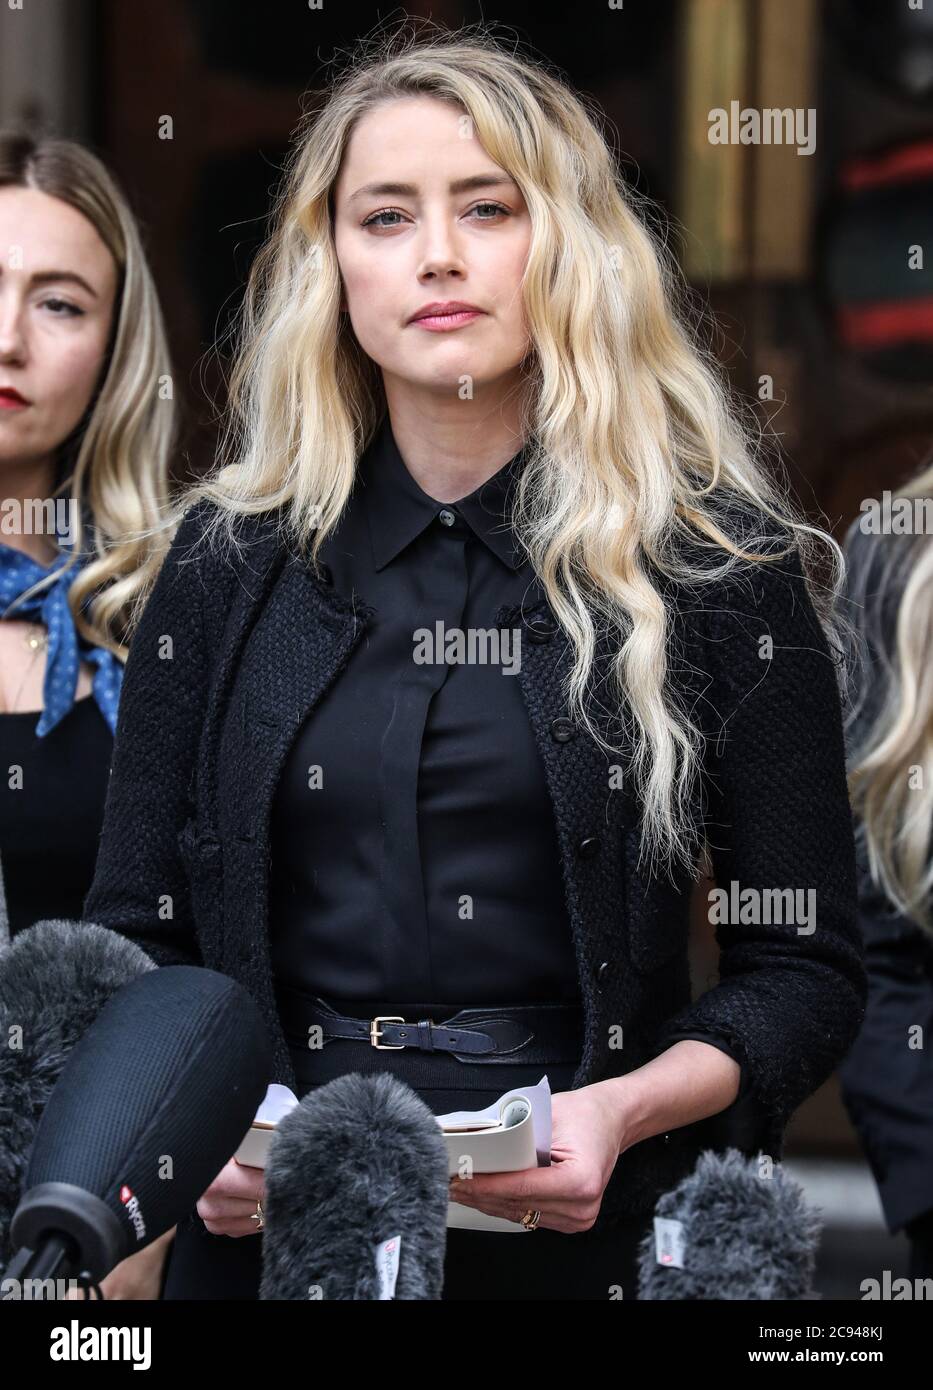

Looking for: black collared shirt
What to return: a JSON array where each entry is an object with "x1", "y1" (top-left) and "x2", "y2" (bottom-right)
[{"x1": 266, "y1": 415, "x2": 748, "y2": 1090}]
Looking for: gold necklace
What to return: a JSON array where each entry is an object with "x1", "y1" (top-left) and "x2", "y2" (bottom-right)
[{"x1": 1, "y1": 622, "x2": 49, "y2": 714}]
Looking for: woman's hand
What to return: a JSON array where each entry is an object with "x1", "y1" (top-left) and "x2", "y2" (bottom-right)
[
  {"x1": 447, "y1": 1083, "x2": 633, "y2": 1233},
  {"x1": 64, "y1": 1227, "x2": 176, "y2": 1300},
  {"x1": 196, "y1": 1157, "x2": 266, "y2": 1237}
]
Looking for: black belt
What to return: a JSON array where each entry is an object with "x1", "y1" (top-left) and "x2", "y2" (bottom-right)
[{"x1": 275, "y1": 986, "x2": 584, "y2": 1065}]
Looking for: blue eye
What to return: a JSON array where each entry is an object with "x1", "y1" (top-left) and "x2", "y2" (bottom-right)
[
  {"x1": 362, "y1": 209, "x2": 405, "y2": 228},
  {"x1": 361, "y1": 201, "x2": 511, "y2": 229}
]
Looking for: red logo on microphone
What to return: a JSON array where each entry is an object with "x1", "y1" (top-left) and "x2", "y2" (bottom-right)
[{"x1": 119, "y1": 1183, "x2": 147, "y2": 1240}]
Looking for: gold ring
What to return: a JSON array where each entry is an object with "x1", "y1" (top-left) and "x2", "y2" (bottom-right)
[
  {"x1": 520, "y1": 1209, "x2": 540, "y2": 1231},
  {"x1": 250, "y1": 1200, "x2": 264, "y2": 1231}
]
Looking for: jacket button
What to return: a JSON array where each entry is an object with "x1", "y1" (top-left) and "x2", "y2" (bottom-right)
[
  {"x1": 527, "y1": 615, "x2": 558, "y2": 644},
  {"x1": 577, "y1": 835, "x2": 600, "y2": 858},
  {"x1": 550, "y1": 716, "x2": 576, "y2": 742}
]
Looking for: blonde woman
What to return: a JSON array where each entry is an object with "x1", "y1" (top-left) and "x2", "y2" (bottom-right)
[
  {"x1": 82, "y1": 25, "x2": 866, "y2": 1300},
  {"x1": 838, "y1": 465, "x2": 933, "y2": 1282},
  {"x1": 0, "y1": 131, "x2": 179, "y2": 1296}
]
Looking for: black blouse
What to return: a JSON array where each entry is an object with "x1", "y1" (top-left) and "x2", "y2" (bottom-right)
[
  {"x1": 266, "y1": 416, "x2": 748, "y2": 1087},
  {"x1": 0, "y1": 697, "x2": 113, "y2": 939}
]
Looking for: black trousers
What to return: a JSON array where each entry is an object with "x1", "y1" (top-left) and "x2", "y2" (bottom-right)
[
  {"x1": 162, "y1": 1014, "x2": 654, "y2": 1300},
  {"x1": 161, "y1": 1208, "x2": 652, "y2": 1301}
]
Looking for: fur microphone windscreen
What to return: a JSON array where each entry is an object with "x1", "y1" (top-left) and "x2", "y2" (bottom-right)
[
  {"x1": 637, "y1": 1147, "x2": 823, "y2": 1300},
  {"x1": 260, "y1": 1071, "x2": 450, "y2": 1300},
  {"x1": 0, "y1": 919, "x2": 155, "y2": 1264}
]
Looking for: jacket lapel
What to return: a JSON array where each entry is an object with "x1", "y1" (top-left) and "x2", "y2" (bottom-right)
[
  {"x1": 220, "y1": 549, "x2": 375, "y2": 841},
  {"x1": 496, "y1": 596, "x2": 634, "y2": 829}
]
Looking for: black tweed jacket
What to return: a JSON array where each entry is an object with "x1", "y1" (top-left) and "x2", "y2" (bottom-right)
[{"x1": 83, "y1": 499, "x2": 867, "y2": 1223}]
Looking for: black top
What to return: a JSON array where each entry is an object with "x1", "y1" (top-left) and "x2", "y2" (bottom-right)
[
  {"x1": 0, "y1": 696, "x2": 113, "y2": 938},
  {"x1": 267, "y1": 416, "x2": 749, "y2": 1090}
]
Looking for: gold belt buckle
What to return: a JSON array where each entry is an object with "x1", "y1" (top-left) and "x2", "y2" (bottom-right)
[{"x1": 370, "y1": 1014, "x2": 406, "y2": 1049}]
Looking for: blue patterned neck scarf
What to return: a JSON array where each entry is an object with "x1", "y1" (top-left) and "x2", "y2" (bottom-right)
[{"x1": 0, "y1": 528, "x2": 123, "y2": 738}]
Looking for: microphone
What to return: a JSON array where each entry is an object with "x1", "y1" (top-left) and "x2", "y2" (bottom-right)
[
  {"x1": 260, "y1": 1072, "x2": 450, "y2": 1300},
  {"x1": 0, "y1": 919, "x2": 156, "y2": 1262},
  {"x1": 637, "y1": 1147, "x2": 823, "y2": 1299},
  {"x1": 4, "y1": 965, "x2": 272, "y2": 1292}
]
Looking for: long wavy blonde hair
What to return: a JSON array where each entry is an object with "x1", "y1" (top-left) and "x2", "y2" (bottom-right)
[
  {"x1": 147, "y1": 22, "x2": 848, "y2": 878},
  {"x1": 843, "y1": 463, "x2": 933, "y2": 935},
  {"x1": 0, "y1": 131, "x2": 178, "y2": 659}
]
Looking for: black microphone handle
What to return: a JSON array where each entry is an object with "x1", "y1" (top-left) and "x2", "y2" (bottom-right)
[
  {"x1": 6, "y1": 966, "x2": 272, "y2": 1288},
  {"x1": 7, "y1": 1183, "x2": 126, "y2": 1285}
]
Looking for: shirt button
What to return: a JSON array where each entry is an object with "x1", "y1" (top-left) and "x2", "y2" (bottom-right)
[
  {"x1": 577, "y1": 834, "x2": 600, "y2": 858},
  {"x1": 438, "y1": 508, "x2": 456, "y2": 527}
]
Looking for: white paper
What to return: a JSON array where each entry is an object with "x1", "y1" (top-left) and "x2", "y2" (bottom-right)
[
  {"x1": 438, "y1": 1075, "x2": 553, "y2": 1233},
  {"x1": 233, "y1": 1074, "x2": 555, "y2": 1235},
  {"x1": 255, "y1": 1082, "x2": 300, "y2": 1126},
  {"x1": 435, "y1": 1074, "x2": 553, "y2": 1164}
]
